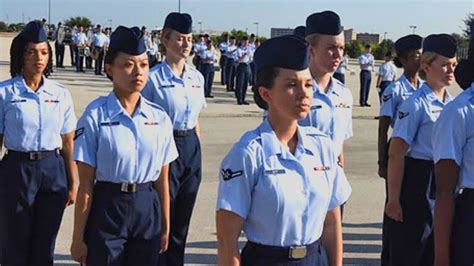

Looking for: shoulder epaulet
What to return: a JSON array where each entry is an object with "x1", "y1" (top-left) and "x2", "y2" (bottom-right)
[{"x1": 142, "y1": 97, "x2": 166, "y2": 112}]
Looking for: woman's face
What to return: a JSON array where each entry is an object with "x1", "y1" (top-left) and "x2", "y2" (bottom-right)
[
  {"x1": 423, "y1": 55, "x2": 457, "y2": 87},
  {"x1": 162, "y1": 30, "x2": 193, "y2": 59},
  {"x1": 106, "y1": 52, "x2": 149, "y2": 94},
  {"x1": 400, "y1": 49, "x2": 422, "y2": 73},
  {"x1": 23, "y1": 42, "x2": 49, "y2": 76},
  {"x1": 261, "y1": 68, "x2": 313, "y2": 120}
]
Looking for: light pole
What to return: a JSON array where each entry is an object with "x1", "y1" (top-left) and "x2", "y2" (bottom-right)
[
  {"x1": 384, "y1": 32, "x2": 387, "y2": 40},
  {"x1": 197, "y1": 22, "x2": 202, "y2": 34},
  {"x1": 108, "y1": 19, "x2": 112, "y2": 28},
  {"x1": 48, "y1": 0, "x2": 51, "y2": 24},
  {"x1": 409, "y1": 25, "x2": 417, "y2": 34},
  {"x1": 253, "y1": 22, "x2": 259, "y2": 37},
  {"x1": 178, "y1": 0, "x2": 181, "y2": 12},
  {"x1": 22, "y1": 13, "x2": 25, "y2": 24}
]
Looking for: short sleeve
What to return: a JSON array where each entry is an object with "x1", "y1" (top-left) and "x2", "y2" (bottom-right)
[
  {"x1": 73, "y1": 112, "x2": 98, "y2": 168},
  {"x1": 344, "y1": 92, "x2": 354, "y2": 140},
  {"x1": 379, "y1": 84, "x2": 397, "y2": 118},
  {"x1": 433, "y1": 107, "x2": 467, "y2": 166},
  {"x1": 0, "y1": 90, "x2": 6, "y2": 134},
  {"x1": 162, "y1": 116, "x2": 179, "y2": 165},
  {"x1": 61, "y1": 89, "x2": 77, "y2": 134},
  {"x1": 378, "y1": 65, "x2": 385, "y2": 76},
  {"x1": 391, "y1": 100, "x2": 422, "y2": 146},
  {"x1": 216, "y1": 144, "x2": 258, "y2": 219},
  {"x1": 329, "y1": 165, "x2": 352, "y2": 210}
]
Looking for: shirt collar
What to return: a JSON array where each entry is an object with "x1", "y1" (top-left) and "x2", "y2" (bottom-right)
[
  {"x1": 400, "y1": 74, "x2": 423, "y2": 91},
  {"x1": 15, "y1": 75, "x2": 53, "y2": 96},
  {"x1": 421, "y1": 83, "x2": 453, "y2": 104},
  {"x1": 161, "y1": 60, "x2": 191, "y2": 82},
  {"x1": 259, "y1": 119, "x2": 306, "y2": 160},
  {"x1": 106, "y1": 92, "x2": 150, "y2": 120},
  {"x1": 312, "y1": 78, "x2": 341, "y2": 97}
]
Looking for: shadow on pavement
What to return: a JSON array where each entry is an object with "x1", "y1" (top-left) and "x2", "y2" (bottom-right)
[{"x1": 343, "y1": 222, "x2": 382, "y2": 229}]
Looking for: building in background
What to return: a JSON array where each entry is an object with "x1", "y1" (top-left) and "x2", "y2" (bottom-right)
[
  {"x1": 344, "y1": 28, "x2": 357, "y2": 43},
  {"x1": 356, "y1": 33, "x2": 383, "y2": 44},
  {"x1": 270, "y1": 27, "x2": 293, "y2": 37}
]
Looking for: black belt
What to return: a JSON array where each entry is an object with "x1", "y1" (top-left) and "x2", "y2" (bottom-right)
[
  {"x1": 361, "y1": 69, "x2": 371, "y2": 72},
  {"x1": 95, "y1": 181, "x2": 152, "y2": 193},
  {"x1": 7, "y1": 149, "x2": 60, "y2": 161},
  {"x1": 246, "y1": 239, "x2": 321, "y2": 259},
  {"x1": 239, "y1": 62, "x2": 250, "y2": 66},
  {"x1": 173, "y1": 128, "x2": 195, "y2": 137}
]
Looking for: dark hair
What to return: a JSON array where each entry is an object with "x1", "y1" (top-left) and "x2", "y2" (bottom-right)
[
  {"x1": 365, "y1": 44, "x2": 371, "y2": 49},
  {"x1": 10, "y1": 36, "x2": 53, "y2": 78},
  {"x1": 104, "y1": 48, "x2": 120, "y2": 81},
  {"x1": 393, "y1": 48, "x2": 416, "y2": 68},
  {"x1": 385, "y1": 51, "x2": 392, "y2": 57},
  {"x1": 229, "y1": 36, "x2": 236, "y2": 40},
  {"x1": 252, "y1": 67, "x2": 280, "y2": 110}
]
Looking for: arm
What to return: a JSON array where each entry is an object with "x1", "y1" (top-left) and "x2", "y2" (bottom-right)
[
  {"x1": 70, "y1": 162, "x2": 96, "y2": 264},
  {"x1": 154, "y1": 164, "x2": 170, "y2": 253},
  {"x1": 216, "y1": 209, "x2": 244, "y2": 266},
  {"x1": 377, "y1": 116, "x2": 391, "y2": 178},
  {"x1": 195, "y1": 120, "x2": 201, "y2": 140},
  {"x1": 337, "y1": 149, "x2": 345, "y2": 168},
  {"x1": 61, "y1": 132, "x2": 78, "y2": 206},
  {"x1": 376, "y1": 74, "x2": 382, "y2": 88},
  {"x1": 322, "y1": 207, "x2": 343, "y2": 266},
  {"x1": 434, "y1": 160, "x2": 459, "y2": 266},
  {"x1": 385, "y1": 137, "x2": 409, "y2": 222}
]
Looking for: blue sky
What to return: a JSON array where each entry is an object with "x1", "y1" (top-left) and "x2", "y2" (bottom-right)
[{"x1": 1, "y1": 0, "x2": 472, "y2": 40}]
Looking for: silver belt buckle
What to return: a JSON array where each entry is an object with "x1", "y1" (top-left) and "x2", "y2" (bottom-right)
[
  {"x1": 29, "y1": 152, "x2": 41, "y2": 161},
  {"x1": 289, "y1": 246, "x2": 307, "y2": 259},
  {"x1": 121, "y1": 183, "x2": 137, "y2": 193}
]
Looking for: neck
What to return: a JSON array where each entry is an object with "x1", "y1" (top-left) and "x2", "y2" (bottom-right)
[
  {"x1": 403, "y1": 71, "x2": 420, "y2": 88},
  {"x1": 114, "y1": 89, "x2": 141, "y2": 116},
  {"x1": 426, "y1": 80, "x2": 446, "y2": 100},
  {"x1": 165, "y1": 57, "x2": 186, "y2": 77},
  {"x1": 267, "y1": 111, "x2": 299, "y2": 154},
  {"x1": 23, "y1": 73, "x2": 43, "y2": 91},
  {"x1": 310, "y1": 66, "x2": 332, "y2": 93}
]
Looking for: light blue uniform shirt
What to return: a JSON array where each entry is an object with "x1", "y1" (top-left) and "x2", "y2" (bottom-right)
[
  {"x1": 225, "y1": 44, "x2": 238, "y2": 61},
  {"x1": 358, "y1": 52, "x2": 375, "y2": 71},
  {"x1": 201, "y1": 49, "x2": 217, "y2": 64},
  {"x1": 379, "y1": 74, "x2": 424, "y2": 127},
  {"x1": 378, "y1": 61, "x2": 397, "y2": 82},
  {"x1": 392, "y1": 83, "x2": 453, "y2": 161},
  {"x1": 218, "y1": 42, "x2": 229, "y2": 56},
  {"x1": 141, "y1": 61, "x2": 206, "y2": 130},
  {"x1": 236, "y1": 46, "x2": 253, "y2": 64},
  {"x1": 299, "y1": 78, "x2": 353, "y2": 155},
  {"x1": 73, "y1": 32, "x2": 87, "y2": 46},
  {"x1": 433, "y1": 83, "x2": 474, "y2": 189},
  {"x1": 92, "y1": 32, "x2": 108, "y2": 47},
  {"x1": 335, "y1": 55, "x2": 349, "y2": 74},
  {"x1": 193, "y1": 42, "x2": 206, "y2": 54},
  {"x1": 73, "y1": 92, "x2": 178, "y2": 184},
  {"x1": 216, "y1": 120, "x2": 351, "y2": 246},
  {"x1": 0, "y1": 76, "x2": 77, "y2": 152}
]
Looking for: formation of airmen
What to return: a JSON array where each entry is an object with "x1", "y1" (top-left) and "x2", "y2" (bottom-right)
[{"x1": 0, "y1": 8, "x2": 472, "y2": 266}]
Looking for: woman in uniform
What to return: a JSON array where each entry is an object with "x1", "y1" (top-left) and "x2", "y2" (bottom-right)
[
  {"x1": 141, "y1": 12, "x2": 206, "y2": 266},
  {"x1": 0, "y1": 21, "x2": 77, "y2": 265},
  {"x1": 384, "y1": 34, "x2": 458, "y2": 265},
  {"x1": 432, "y1": 23, "x2": 474, "y2": 266},
  {"x1": 216, "y1": 34, "x2": 351, "y2": 266},
  {"x1": 70, "y1": 26, "x2": 178, "y2": 265}
]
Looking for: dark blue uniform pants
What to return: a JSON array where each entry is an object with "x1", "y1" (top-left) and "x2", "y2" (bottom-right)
[
  {"x1": 94, "y1": 46, "x2": 104, "y2": 75},
  {"x1": 378, "y1": 81, "x2": 392, "y2": 103},
  {"x1": 159, "y1": 130, "x2": 201, "y2": 266},
  {"x1": 0, "y1": 151, "x2": 68, "y2": 266},
  {"x1": 85, "y1": 182, "x2": 162, "y2": 266},
  {"x1": 451, "y1": 188, "x2": 474, "y2": 265},
  {"x1": 359, "y1": 70, "x2": 372, "y2": 106},
  {"x1": 235, "y1": 63, "x2": 251, "y2": 104},
  {"x1": 249, "y1": 62, "x2": 256, "y2": 86},
  {"x1": 381, "y1": 157, "x2": 435, "y2": 266},
  {"x1": 241, "y1": 240, "x2": 328, "y2": 266},
  {"x1": 333, "y1": 72, "x2": 345, "y2": 84},
  {"x1": 201, "y1": 63, "x2": 215, "y2": 97},
  {"x1": 225, "y1": 58, "x2": 237, "y2": 91},
  {"x1": 219, "y1": 56, "x2": 227, "y2": 85}
]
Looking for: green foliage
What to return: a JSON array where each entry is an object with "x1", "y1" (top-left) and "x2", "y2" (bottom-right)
[
  {"x1": 462, "y1": 13, "x2": 473, "y2": 38},
  {"x1": 372, "y1": 39, "x2": 395, "y2": 60},
  {"x1": 6, "y1": 23, "x2": 25, "y2": 32},
  {"x1": 0, "y1": 21, "x2": 7, "y2": 32},
  {"x1": 345, "y1": 40, "x2": 364, "y2": 58},
  {"x1": 229, "y1": 29, "x2": 248, "y2": 41},
  {"x1": 64, "y1": 16, "x2": 93, "y2": 28}
]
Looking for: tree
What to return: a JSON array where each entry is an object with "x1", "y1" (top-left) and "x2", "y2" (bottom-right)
[
  {"x1": 372, "y1": 39, "x2": 395, "y2": 60},
  {"x1": 462, "y1": 13, "x2": 473, "y2": 39},
  {"x1": 64, "y1": 16, "x2": 93, "y2": 28},
  {"x1": 0, "y1": 21, "x2": 7, "y2": 32},
  {"x1": 230, "y1": 29, "x2": 248, "y2": 41},
  {"x1": 345, "y1": 40, "x2": 363, "y2": 58}
]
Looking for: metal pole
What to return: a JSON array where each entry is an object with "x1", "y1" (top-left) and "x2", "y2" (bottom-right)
[
  {"x1": 253, "y1": 22, "x2": 259, "y2": 37},
  {"x1": 178, "y1": 0, "x2": 181, "y2": 12},
  {"x1": 48, "y1": 0, "x2": 51, "y2": 24}
]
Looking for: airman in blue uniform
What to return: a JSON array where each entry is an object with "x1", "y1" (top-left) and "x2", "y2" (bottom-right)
[
  {"x1": 216, "y1": 34, "x2": 351, "y2": 266},
  {"x1": 384, "y1": 34, "x2": 458, "y2": 266},
  {"x1": 141, "y1": 13, "x2": 206, "y2": 266},
  {"x1": 0, "y1": 21, "x2": 77, "y2": 266}
]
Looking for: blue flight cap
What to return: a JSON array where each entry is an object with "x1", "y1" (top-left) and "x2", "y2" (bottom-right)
[
  {"x1": 394, "y1": 34, "x2": 422, "y2": 55},
  {"x1": 163, "y1": 12, "x2": 193, "y2": 34},
  {"x1": 254, "y1": 35, "x2": 309, "y2": 73},
  {"x1": 293, "y1": 26, "x2": 306, "y2": 37},
  {"x1": 19, "y1": 21, "x2": 48, "y2": 43},
  {"x1": 423, "y1": 34, "x2": 457, "y2": 58},
  {"x1": 305, "y1": 10, "x2": 342, "y2": 36},
  {"x1": 108, "y1": 26, "x2": 146, "y2": 55}
]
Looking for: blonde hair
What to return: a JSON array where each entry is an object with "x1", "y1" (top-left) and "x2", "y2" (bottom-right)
[
  {"x1": 418, "y1": 52, "x2": 438, "y2": 80},
  {"x1": 305, "y1": 33, "x2": 321, "y2": 47},
  {"x1": 158, "y1": 27, "x2": 174, "y2": 54}
]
